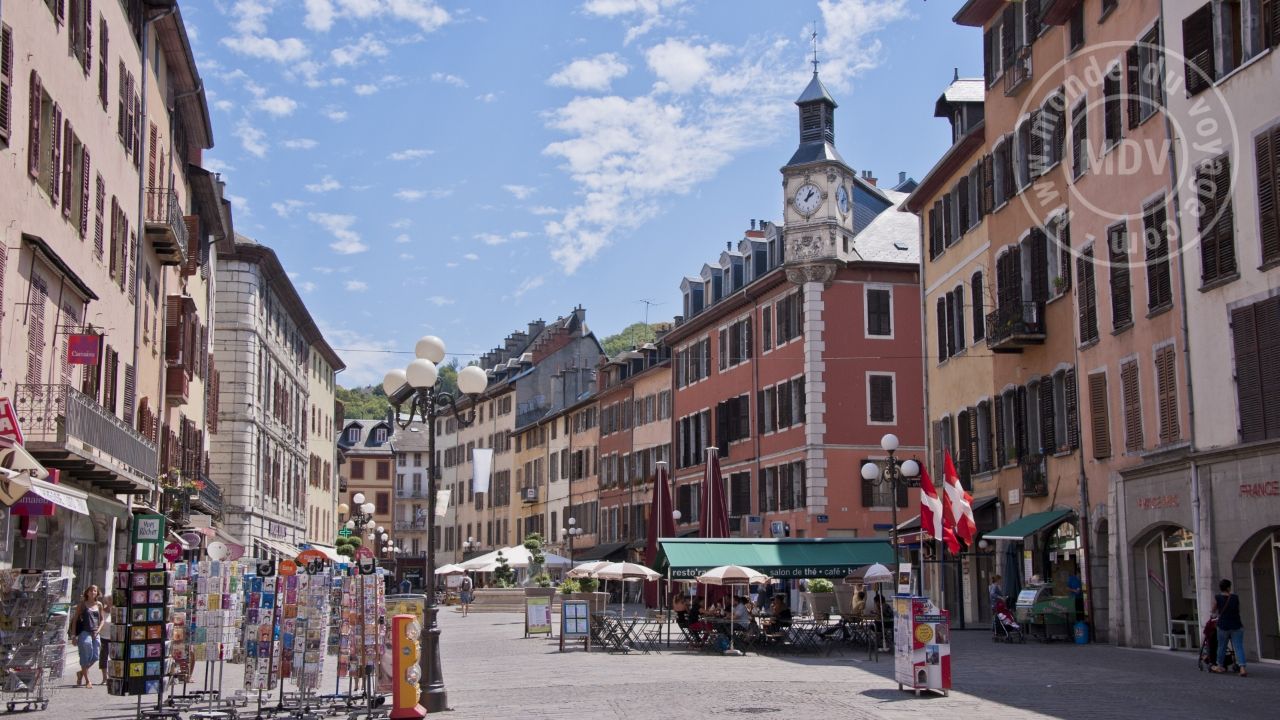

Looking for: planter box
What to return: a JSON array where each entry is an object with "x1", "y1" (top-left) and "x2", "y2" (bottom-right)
[
  {"x1": 524, "y1": 587, "x2": 556, "y2": 598},
  {"x1": 805, "y1": 592, "x2": 837, "y2": 619},
  {"x1": 834, "y1": 585, "x2": 856, "y2": 615}
]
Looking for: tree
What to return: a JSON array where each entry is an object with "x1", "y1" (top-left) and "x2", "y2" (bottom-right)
[
  {"x1": 601, "y1": 322, "x2": 664, "y2": 356},
  {"x1": 493, "y1": 551, "x2": 516, "y2": 588}
]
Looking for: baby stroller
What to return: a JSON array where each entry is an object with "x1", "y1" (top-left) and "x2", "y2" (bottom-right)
[
  {"x1": 1198, "y1": 617, "x2": 1238, "y2": 672},
  {"x1": 992, "y1": 599, "x2": 1025, "y2": 643}
]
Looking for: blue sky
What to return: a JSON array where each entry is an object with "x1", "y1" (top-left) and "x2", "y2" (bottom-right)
[{"x1": 191, "y1": 0, "x2": 979, "y2": 386}]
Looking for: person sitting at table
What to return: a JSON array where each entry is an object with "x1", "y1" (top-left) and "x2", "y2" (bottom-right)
[
  {"x1": 672, "y1": 592, "x2": 690, "y2": 619},
  {"x1": 730, "y1": 595, "x2": 753, "y2": 632},
  {"x1": 687, "y1": 597, "x2": 712, "y2": 634},
  {"x1": 762, "y1": 596, "x2": 792, "y2": 638}
]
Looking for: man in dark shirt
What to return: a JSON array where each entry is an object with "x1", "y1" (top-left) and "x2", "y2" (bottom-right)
[{"x1": 763, "y1": 596, "x2": 792, "y2": 634}]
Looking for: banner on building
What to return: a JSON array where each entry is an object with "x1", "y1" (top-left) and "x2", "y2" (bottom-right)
[
  {"x1": 435, "y1": 489, "x2": 450, "y2": 517},
  {"x1": 472, "y1": 448, "x2": 493, "y2": 494},
  {"x1": 67, "y1": 334, "x2": 101, "y2": 365}
]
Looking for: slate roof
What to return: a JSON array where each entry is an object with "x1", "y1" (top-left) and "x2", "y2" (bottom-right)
[
  {"x1": 338, "y1": 418, "x2": 394, "y2": 455},
  {"x1": 389, "y1": 421, "x2": 431, "y2": 453},
  {"x1": 848, "y1": 189, "x2": 921, "y2": 265},
  {"x1": 786, "y1": 141, "x2": 846, "y2": 167},
  {"x1": 795, "y1": 73, "x2": 838, "y2": 106},
  {"x1": 942, "y1": 78, "x2": 985, "y2": 104}
]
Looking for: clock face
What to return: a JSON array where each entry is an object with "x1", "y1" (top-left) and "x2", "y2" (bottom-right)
[
  {"x1": 793, "y1": 183, "x2": 823, "y2": 215},
  {"x1": 836, "y1": 184, "x2": 850, "y2": 215}
]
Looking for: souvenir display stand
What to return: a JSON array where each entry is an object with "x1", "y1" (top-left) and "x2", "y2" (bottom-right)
[
  {"x1": 0, "y1": 570, "x2": 69, "y2": 712},
  {"x1": 240, "y1": 565, "x2": 284, "y2": 719},
  {"x1": 274, "y1": 567, "x2": 331, "y2": 718},
  {"x1": 170, "y1": 560, "x2": 247, "y2": 716},
  {"x1": 332, "y1": 565, "x2": 387, "y2": 718},
  {"x1": 106, "y1": 562, "x2": 180, "y2": 720}
]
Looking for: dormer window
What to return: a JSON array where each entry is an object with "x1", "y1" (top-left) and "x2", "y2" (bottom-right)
[
  {"x1": 345, "y1": 427, "x2": 360, "y2": 444},
  {"x1": 372, "y1": 427, "x2": 388, "y2": 444}
]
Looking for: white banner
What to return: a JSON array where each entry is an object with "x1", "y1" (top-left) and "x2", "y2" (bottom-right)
[
  {"x1": 472, "y1": 448, "x2": 494, "y2": 494},
  {"x1": 436, "y1": 489, "x2": 451, "y2": 517}
]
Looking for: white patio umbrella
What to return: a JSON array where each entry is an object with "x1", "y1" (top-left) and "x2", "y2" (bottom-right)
[
  {"x1": 567, "y1": 560, "x2": 612, "y2": 579},
  {"x1": 594, "y1": 562, "x2": 661, "y2": 618},
  {"x1": 695, "y1": 565, "x2": 771, "y2": 654},
  {"x1": 848, "y1": 563, "x2": 894, "y2": 651},
  {"x1": 434, "y1": 563, "x2": 467, "y2": 575}
]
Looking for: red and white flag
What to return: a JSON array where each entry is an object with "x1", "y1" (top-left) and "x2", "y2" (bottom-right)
[
  {"x1": 942, "y1": 450, "x2": 977, "y2": 547},
  {"x1": 920, "y1": 465, "x2": 959, "y2": 554}
]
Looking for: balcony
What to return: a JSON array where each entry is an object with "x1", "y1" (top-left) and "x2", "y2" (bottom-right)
[
  {"x1": 1004, "y1": 45, "x2": 1032, "y2": 96},
  {"x1": 1022, "y1": 455, "x2": 1048, "y2": 498},
  {"x1": 395, "y1": 486, "x2": 430, "y2": 500},
  {"x1": 394, "y1": 519, "x2": 428, "y2": 532},
  {"x1": 144, "y1": 188, "x2": 188, "y2": 266},
  {"x1": 986, "y1": 301, "x2": 1046, "y2": 352},
  {"x1": 160, "y1": 487, "x2": 192, "y2": 526},
  {"x1": 15, "y1": 384, "x2": 158, "y2": 493},
  {"x1": 193, "y1": 473, "x2": 223, "y2": 518},
  {"x1": 165, "y1": 367, "x2": 189, "y2": 404}
]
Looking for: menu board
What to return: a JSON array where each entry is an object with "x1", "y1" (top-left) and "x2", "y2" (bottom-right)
[{"x1": 106, "y1": 563, "x2": 172, "y2": 696}]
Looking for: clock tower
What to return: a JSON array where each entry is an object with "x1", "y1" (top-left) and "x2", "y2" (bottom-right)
[{"x1": 781, "y1": 68, "x2": 858, "y2": 283}]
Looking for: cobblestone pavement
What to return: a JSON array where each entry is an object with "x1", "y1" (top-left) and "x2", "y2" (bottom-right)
[{"x1": 18, "y1": 609, "x2": 1280, "y2": 719}]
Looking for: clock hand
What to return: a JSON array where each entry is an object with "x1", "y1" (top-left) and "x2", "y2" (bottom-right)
[{"x1": 806, "y1": 189, "x2": 815, "y2": 201}]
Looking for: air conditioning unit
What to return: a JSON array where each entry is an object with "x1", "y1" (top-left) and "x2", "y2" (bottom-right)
[
  {"x1": 522, "y1": 486, "x2": 538, "y2": 503},
  {"x1": 744, "y1": 515, "x2": 763, "y2": 538}
]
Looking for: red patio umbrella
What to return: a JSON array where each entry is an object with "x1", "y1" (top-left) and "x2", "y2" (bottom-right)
[{"x1": 643, "y1": 462, "x2": 677, "y2": 608}]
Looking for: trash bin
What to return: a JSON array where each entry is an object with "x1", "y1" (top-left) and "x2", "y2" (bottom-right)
[{"x1": 1073, "y1": 621, "x2": 1089, "y2": 644}]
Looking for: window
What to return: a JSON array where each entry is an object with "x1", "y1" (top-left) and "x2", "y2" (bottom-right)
[
  {"x1": 729, "y1": 472, "x2": 751, "y2": 517},
  {"x1": 1068, "y1": 0, "x2": 1085, "y2": 51},
  {"x1": 1077, "y1": 248, "x2": 1099, "y2": 343},
  {"x1": 1155, "y1": 344, "x2": 1181, "y2": 444},
  {"x1": 761, "y1": 304, "x2": 773, "y2": 348},
  {"x1": 1101, "y1": 0, "x2": 1118, "y2": 19},
  {"x1": 774, "y1": 291, "x2": 803, "y2": 345},
  {"x1": 976, "y1": 400, "x2": 994, "y2": 472},
  {"x1": 952, "y1": 285, "x2": 966, "y2": 352},
  {"x1": 715, "y1": 394, "x2": 752, "y2": 447},
  {"x1": 719, "y1": 316, "x2": 753, "y2": 369},
  {"x1": 1042, "y1": 90, "x2": 1067, "y2": 171},
  {"x1": 1120, "y1": 359, "x2": 1144, "y2": 451},
  {"x1": 1071, "y1": 98, "x2": 1089, "y2": 179},
  {"x1": 993, "y1": 139, "x2": 1010, "y2": 207},
  {"x1": 376, "y1": 491, "x2": 390, "y2": 515},
  {"x1": 1231, "y1": 296, "x2": 1280, "y2": 442},
  {"x1": 971, "y1": 272, "x2": 986, "y2": 342},
  {"x1": 1127, "y1": 26, "x2": 1164, "y2": 129},
  {"x1": 350, "y1": 459, "x2": 365, "y2": 479},
  {"x1": 1259, "y1": 123, "x2": 1280, "y2": 264},
  {"x1": 1088, "y1": 372, "x2": 1112, "y2": 459},
  {"x1": 1183, "y1": 4, "x2": 1216, "y2": 95},
  {"x1": 1197, "y1": 154, "x2": 1237, "y2": 285},
  {"x1": 1107, "y1": 223, "x2": 1133, "y2": 329},
  {"x1": 0, "y1": 25, "x2": 13, "y2": 146},
  {"x1": 866, "y1": 287, "x2": 892, "y2": 337},
  {"x1": 868, "y1": 374, "x2": 895, "y2": 424},
  {"x1": 1103, "y1": 65, "x2": 1122, "y2": 149},
  {"x1": 936, "y1": 297, "x2": 948, "y2": 362},
  {"x1": 1143, "y1": 200, "x2": 1173, "y2": 310},
  {"x1": 1015, "y1": 117, "x2": 1032, "y2": 191}
]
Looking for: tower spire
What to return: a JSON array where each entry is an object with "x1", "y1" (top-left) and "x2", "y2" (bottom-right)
[{"x1": 811, "y1": 23, "x2": 820, "y2": 75}]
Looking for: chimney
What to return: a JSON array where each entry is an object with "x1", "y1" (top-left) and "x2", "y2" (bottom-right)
[
  {"x1": 899, "y1": 171, "x2": 907, "y2": 185},
  {"x1": 726, "y1": 241, "x2": 732, "y2": 251},
  {"x1": 750, "y1": 219, "x2": 757, "y2": 230},
  {"x1": 862, "y1": 169, "x2": 877, "y2": 187},
  {"x1": 528, "y1": 319, "x2": 546, "y2": 338}
]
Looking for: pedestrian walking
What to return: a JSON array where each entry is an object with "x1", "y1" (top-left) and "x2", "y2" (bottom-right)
[
  {"x1": 460, "y1": 574, "x2": 474, "y2": 617},
  {"x1": 1212, "y1": 578, "x2": 1248, "y2": 677},
  {"x1": 68, "y1": 585, "x2": 103, "y2": 688},
  {"x1": 989, "y1": 574, "x2": 1005, "y2": 614}
]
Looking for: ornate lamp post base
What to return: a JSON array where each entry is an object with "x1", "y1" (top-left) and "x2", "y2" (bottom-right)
[{"x1": 421, "y1": 606, "x2": 447, "y2": 712}]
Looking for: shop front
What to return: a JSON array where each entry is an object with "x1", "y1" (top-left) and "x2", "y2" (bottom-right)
[{"x1": 985, "y1": 508, "x2": 1085, "y2": 637}]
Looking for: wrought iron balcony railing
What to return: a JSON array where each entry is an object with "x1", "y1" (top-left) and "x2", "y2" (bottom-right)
[
  {"x1": 15, "y1": 383, "x2": 158, "y2": 486},
  {"x1": 986, "y1": 300, "x2": 1046, "y2": 352},
  {"x1": 1022, "y1": 455, "x2": 1049, "y2": 498},
  {"x1": 1005, "y1": 45, "x2": 1032, "y2": 96},
  {"x1": 144, "y1": 187, "x2": 188, "y2": 266}
]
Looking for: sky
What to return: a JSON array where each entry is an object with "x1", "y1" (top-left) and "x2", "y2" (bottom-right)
[{"x1": 190, "y1": 0, "x2": 980, "y2": 387}]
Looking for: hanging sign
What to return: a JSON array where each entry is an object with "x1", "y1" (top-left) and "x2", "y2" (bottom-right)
[
  {"x1": 67, "y1": 334, "x2": 101, "y2": 365},
  {"x1": 0, "y1": 399, "x2": 24, "y2": 446}
]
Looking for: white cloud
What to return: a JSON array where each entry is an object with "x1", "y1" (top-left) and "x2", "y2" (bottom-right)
[
  {"x1": 213, "y1": 99, "x2": 234, "y2": 112},
  {"x1": 310, "y1": 213, "x2": 369, "y2": 254},
  {"x1": 354, "y1": 84, "x2": 379, "y2": 95},
  {"x1": 303, "y1": 0, "x2": 336, "y2": 31},
  {"x1": 307, "y1": 0, "x2": 451, "y2": 34},
  {"x1": 316, "y1": 324, "x2": 401, "y2": 386},
  {"x1": 645, "y1": 39, "x2": 728, "y2": 94},
  {"x1": 299, "y1": 280, "x2": 318, "y2": 293},
  {"x1": 512, "y1": 275, "x2": 544, "y2": 298},
  {"x1": 394, "y1": 233, "x2": 411, "y2": 243},
  {"x1": 323, "y1": 107, "x2": 349, "y2": 122},
  {"x1": 548, "y1": 53, "x2": 629, "y2": 92},
  {"x1": 388, "y1": 148, "x2": 434, "y2": 161},
  {"x1": 222, "y1": 35, "x2": 309, "y2": 63},
  {"x1": 395, "y1": 188, "x2": 451, "y2": 201},
  {"x1": 475, "y1": 231, "x2": 529, "y2": 246},
  {"x1": 226, "y1": 193, "x2": 251, "y2": 215},
  {"x1": 431, "y1": 72, "x2": 467, "y2": 87},
  {"x1": 203, "y1": 157, "x2": 234, "y2": 175},
  {"x1": 305, "y1": 175, "x2": 343, "y2": 193},
  {"x1": 529, "y1": 205, "x2": 559, "y2": 216},
  {"x1": 503, "y1": 184, "x2": 536, "y2": 200},
  {"x1": 583, "y1": 0, "x2": 687, "y2": 44},
  {"x1": 256, "y1": 95, "x2": 299, "y2": 117},
  {"x1": 345, "y1": 280, "x2": 369, "y2": 292},
  {"x1": 331, "y1": 34, "x2": 388, "y2": 66},
  {"x1": 283, "y1": 138, "x2": 318, "y2": 150},
  {"x1": 234, "y1": 120, "x2": 268, "y2": 157},
  {"x1": 390, "y1": 218, "x2": 412, "y2": 229},
  {"x1": 462, "y1": 253, "x2": 479, "y2": 261},
  {"x1": 385, "y1": 0, "x2": 451, "y2": 32},
  {"x1": 272, "y1": 199, "x2": 308, "y2": 218},
  {"x1": 426, "y1": 296, "x2": 455, "y2": 306},
  {"x1": 475, "y1": 92, "x2": 497, "y2": 103},
  {"x1": 817, "y1": 0, "x2": 912, "y2": 83}
]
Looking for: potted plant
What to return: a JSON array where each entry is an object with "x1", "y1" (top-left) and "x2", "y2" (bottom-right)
[
  {"x1": 559, "y1": 578, "x2": 580, "y2": 595},
  {"x1": 579, "y1": 577, "x2": 607, "y2": 612},
  {"x1": 804, "y1": 578, "x2": 837, "y2": 619}
]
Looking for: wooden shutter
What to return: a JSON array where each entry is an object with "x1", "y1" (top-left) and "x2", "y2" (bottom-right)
[
  {"x1": 1145, "y1": 203, "x2": 1172, "y2": 309},
  {"x1": 1155, "y1": 345, "x2": 1180, "y2": 444},
  {"x1": 1039, "y1": 375, "x2": 1056, "y2": 454},
  {"x1": 49, "y1": 105, "x2": 62, "y2": 203},
  {"x1": 1026, "y1": 0, "x2": 1042, "y2": 38},
  {"x1": 1231, "y1": 302, "x2": 1263, "y2": 441},
  {"x1": 183, "y1": 215, "x2": 201, "y2": 276},
  {"x1": 1065, "y1": 368, "x2": 1080, "y2": 450},
  {"x1": 93, "y1": 175, "x2": 105, "y2": 257},
  {"x1": 127, "y1": 231, "x2": 136, "y2": 296},
  {"x1": 60, "y1": 120, "x2": 74, "y2": 216},
  {"x1": 1183, "y1": 4, "x2": 1216, "y2": 96},
  {"x1": 1072, "y1": 101, "x2": 1088, "y2": 176},
  {"x1": 936, "y1": 297, "x2": 947, "y2": 361},
  {"x1": 972, "y1": 272, "x2": 985, "y2": 341},
  {"x1": 1030, "y1": 228, "x2": 1049, "y2": 303},
  {"x1": 1001, "y1": 6, "x2": 1016, "y2": 69},
  {"x1": 1077, "y1": 250, "x2": 1098, "y2": 342},
  {"x1": 982, "y1": 154, "x2": 995, "y2": 213},
  {"x1": 967, "y1": 408, "x2": 980, "y2": 476},
  {"x1": 98, "y1": 18, "x2": 108, "y2": 107},
  {"x1": 983, "y1": 28, "x2": 994, "y2": 86},
  {"x1": 1126, "y1": 44, "x2": 1141, "y2": 129},
  {"x1": 1108, "y1": 226, "x2": 1132, "y2": 328},
  {"x1": 1052, "y1": 94, "x2": 1068, "y2": 164},
  {"x1": 25, "y1": 277, "x2": 47, "y2": 385},
  {"x1": 1121, "y1": 360, "x2": 1143, "y2": 451},
  {"x1": 1198, "y1": 155, "x2": 1236, "y2": 283},
  {"x1": 1014, "y1": 386, "x2": 1027, "y2": 460},
  {"x1": 1255, "y1": 126, "x2": 1280, "y2": 264},
  {"x1": 79, "y1": 147, "x2": 90, "y2": 237},
  {"x1": 0, "y1": 24, "x2": 12, "y2": 143},
  {"x1": 1088, "y1": 373, "x2": 1112, "y2": 459},
  {"x1": 123, "y1": 362, "x2": 136, "y2": 424},
  {"x1": 993, "y1": 394, "x2": 1006, "y2": 466},
  {"x1": 82, "y1": 0, "x2": 93, "y2": 74},
  {"x1": 117, "y1": 61, "x2": 126, "y2": 139},
  {"x1": 957, "y1": 409, "x2": 973, "y2": 484},
  {"x1": 147, "y1": 122, "x2": 157, "y2": 190},
  {"x1": 103, "y1": 346, "x2": 118, "y2": 414},
  {"x1": 27, "y1": 71, "x2": 40, "y2": 178},
  {"x1": 1029, "y1": 109, "x2": 1043, "y2": 178},
  {"x1": 945, "y1": 292, "x2": 956, "y2": 358}
]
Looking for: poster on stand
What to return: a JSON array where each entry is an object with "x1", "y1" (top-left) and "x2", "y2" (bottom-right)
[
  {"x1": 893, "y1": 595, "x2": 951, "y2": 696},
  {"x1": 525, "y1": 595, "x2": 552, "y2": 637}
]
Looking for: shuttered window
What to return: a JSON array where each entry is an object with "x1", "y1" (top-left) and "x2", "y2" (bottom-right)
[
  {"x1": 1064, "y1": 368, "x2": 1080, "y2": 451},
  {"x1": 1103, "y1": 65, "x2": 1122, "y2": 148},
  {"x1": 27, "y1": 71, "x2": 41, "y2": 179},
  {"x1": 1071, "y1": 98, "x2": 1088, "y2": 179},
  {"x1": 102, "y1": 345, "x2": 118, "y2": 414},
  {"x1": 1038, "y1": 375, "x2": 1056, "y2": 455},
  {"x1": 867, "y1": 288, "x2": 892, "y2": 336},
  {"x1": 93, "y1": 175, "x2": 105, "y2": 258},
  {"x1": 1197, "y1": 154, "x2": 1237, "y2": 284},
  {"x1": 1107, "y1": 224, "x2": 1132, "y2": 328},
  {"x1": 1077, "y1": 248, "x2": 1099, "y2": 343},
  {"x1": 982, "y1": 153, "x2": 995, "y2": 213},
  {"x1": 1256, "y1": 123, "x2": 1280, "y2": 265},
  {"x1": 936, "y1": 297, "x2": 948, "y2": 362},
  {"x1": 1154, "y1": 345, "x2": 1180, "y2": 444},
  {"x1": 1230, "y1": 296, "x2": 1280, "y2": 442},
  {"x1": 869, "y1": 374, "x2": 895, "y2": 423},
  {"x1": 25, "y1": 276, "x2": 48, "y2": 385},
  {"x1": 123, "y1": 363, "x2": 136, "y2": 425},
  {"x1": 0, "y1": 24, "x2": 12, "y2": 145},
  {"x1": 1183, "y1": 4, "x2": 1216, "y2": 96},
  {"x1": 97, "y1": 17, "x2": 108, "y2": 108},
  {"x1": 78, "y1": 147, "x2": 91, "y2": 238},
  {"x1": 1144, "y1": 201, "x2": 1173, "y2": 310},
  {"x1": 1069, "y1": 1, "x2": 1085, "y2": 50},
  {"x1": 1121, "y1": 359, "x2": 1144, "y2": 451},
  {"x1": 972, "y1": 271, "x2": 985, "y2": 341},
  {"x1": 1088, "y1": 372, "x2": 1112, "y2": 459}
]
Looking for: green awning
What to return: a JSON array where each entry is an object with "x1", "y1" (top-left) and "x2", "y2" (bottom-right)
[
  {"x1": 983, "y1": 509, "x2": 1072, "y2": 541},
  {"x1": 85, "y1": 493, "x2": 131, "y2": 521},
  {"x1": 656, "y1": 538, "x2": 894, "y2": 580}
]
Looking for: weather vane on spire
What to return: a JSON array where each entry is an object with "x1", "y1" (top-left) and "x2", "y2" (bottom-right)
[{"x1": 811, "y1": 22, "x2": 820, "y2": 75}]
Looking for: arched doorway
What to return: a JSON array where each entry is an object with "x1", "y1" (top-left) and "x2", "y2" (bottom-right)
[
  {"x1": 1236, "y1": 527, "x2": 1280, "y2": 662},
  {"x1": 1134, "y1": 525, "x2": 1198, "y2": 649}
]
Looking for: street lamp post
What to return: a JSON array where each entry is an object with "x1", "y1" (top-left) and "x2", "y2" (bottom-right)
[
  {"x1": 384, "y1": 336, "x2": 488, "y2": 714},
  {"x1": 566, "y1": 518, "x2": 583, "y2": 563},
  {"x1": 860, "y1": 433, "x2": 921, "y2": 574}
]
